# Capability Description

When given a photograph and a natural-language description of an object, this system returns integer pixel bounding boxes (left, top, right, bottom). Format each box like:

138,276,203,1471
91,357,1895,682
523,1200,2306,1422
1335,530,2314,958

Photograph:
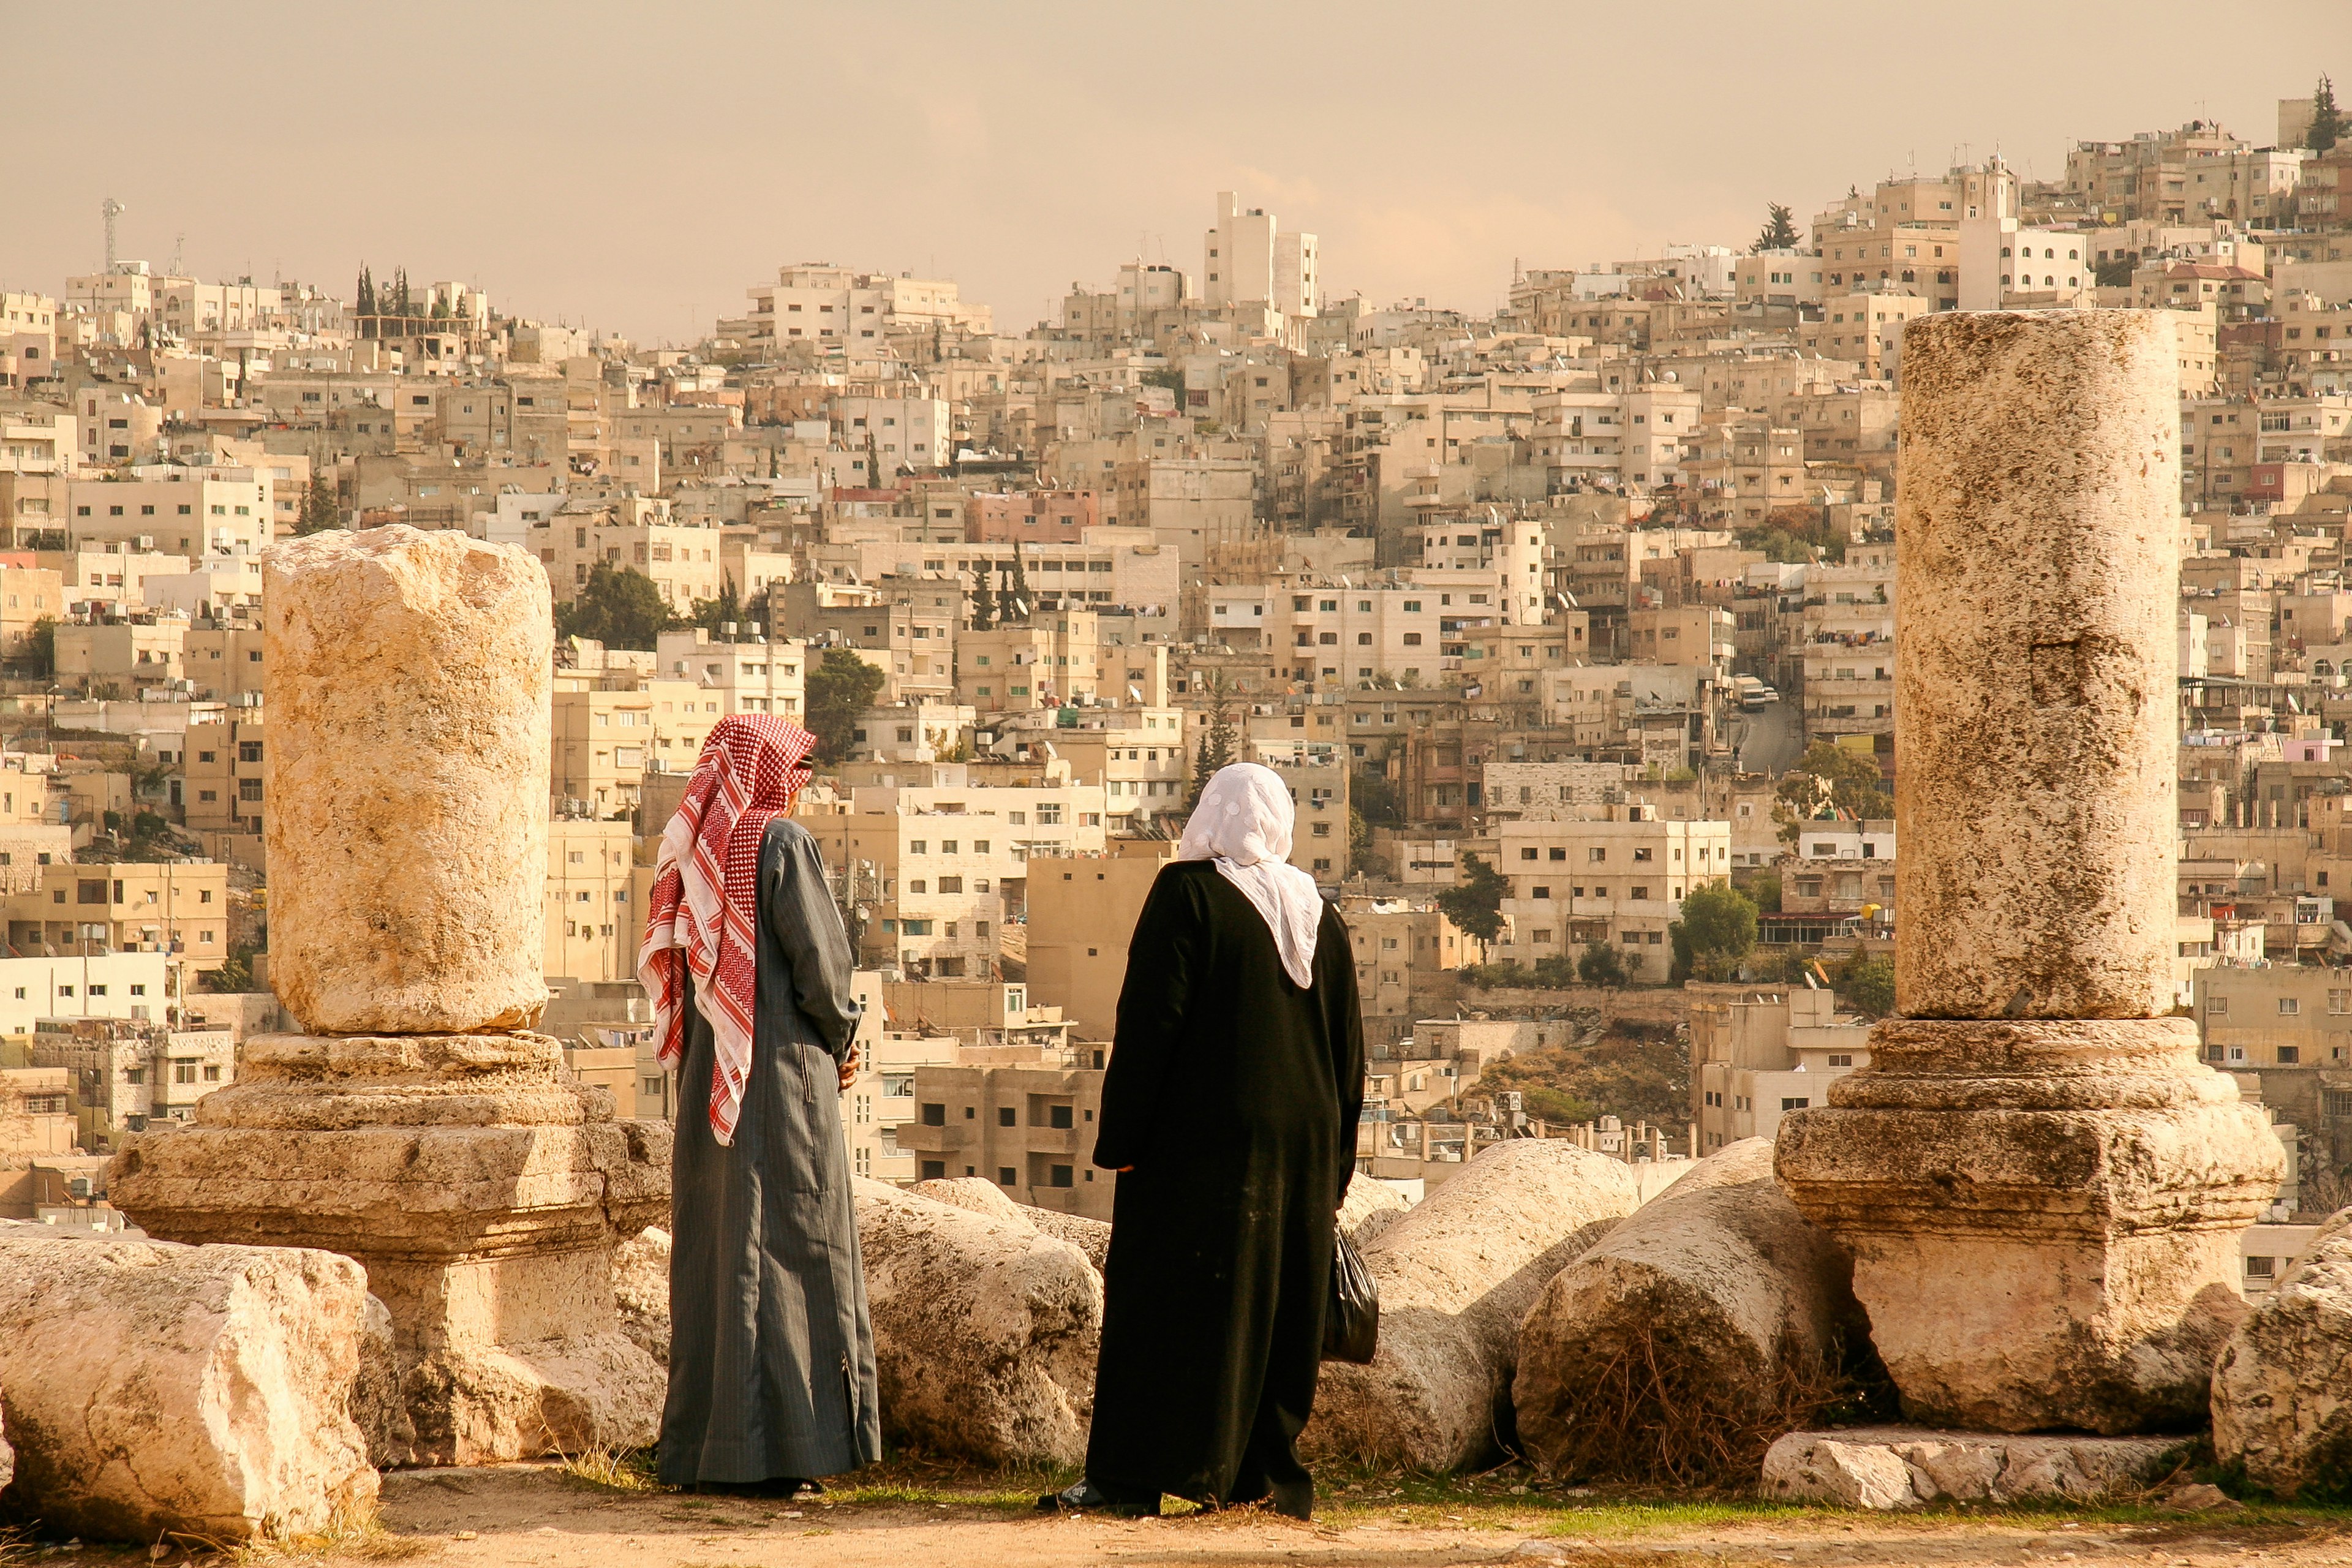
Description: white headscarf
1177,763,1324,989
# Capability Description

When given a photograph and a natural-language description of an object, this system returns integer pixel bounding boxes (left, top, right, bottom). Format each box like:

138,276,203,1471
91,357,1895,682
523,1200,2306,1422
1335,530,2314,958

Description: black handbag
1323,1221,1379,1365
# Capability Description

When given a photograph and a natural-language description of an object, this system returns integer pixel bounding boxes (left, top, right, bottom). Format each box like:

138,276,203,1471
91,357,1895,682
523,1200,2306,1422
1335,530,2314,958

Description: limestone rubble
1513,1138,1872,1480
0,1234,378,1543
2214,1205,2352,1498
1761,1428,2184,1509
1302,1140,1640,1471
909,1175,1112,1270
854,1177,1102,1468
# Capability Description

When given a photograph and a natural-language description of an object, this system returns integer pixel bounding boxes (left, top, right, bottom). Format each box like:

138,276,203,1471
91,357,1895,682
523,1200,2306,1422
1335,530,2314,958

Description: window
1827,1054,1853,1067
998,1167,1017,1186
1781,1097,1811,1111
2279,1047,2302,1065
919,1104,945,1126
2281,998,2302,1016
998,1106,1016,1126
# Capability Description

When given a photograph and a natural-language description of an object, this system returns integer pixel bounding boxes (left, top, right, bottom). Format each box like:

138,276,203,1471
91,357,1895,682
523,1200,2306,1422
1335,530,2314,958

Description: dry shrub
1528,1317,1886,1489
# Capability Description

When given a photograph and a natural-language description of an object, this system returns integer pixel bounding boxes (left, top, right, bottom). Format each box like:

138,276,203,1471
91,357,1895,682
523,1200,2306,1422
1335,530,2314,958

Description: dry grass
1527,1319,1883,1489
556,1446,661,1494
213,1504,429,1564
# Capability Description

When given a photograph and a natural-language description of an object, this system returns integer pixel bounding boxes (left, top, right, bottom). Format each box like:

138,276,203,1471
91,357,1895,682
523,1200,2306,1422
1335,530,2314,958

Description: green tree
1834,952,1895,1019
18,616,55,678
206,944,256,993
1003,552,1032,622
1434,852,1509,944
687,571,744,634
1352,766,1405,827
805,647,886,765
1577,939,1632,990
1754,202,1800,252
554,563,677,650
968,568,996,630
1670,879,1759,983
1773,740,1893,846
2310,74,2343,153
295,473,340,535
1748,873,1782,914
1188,671,1236,807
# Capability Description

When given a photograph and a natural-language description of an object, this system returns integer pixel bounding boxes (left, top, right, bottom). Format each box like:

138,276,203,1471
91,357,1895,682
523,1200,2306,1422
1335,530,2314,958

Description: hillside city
2,81,2351,1302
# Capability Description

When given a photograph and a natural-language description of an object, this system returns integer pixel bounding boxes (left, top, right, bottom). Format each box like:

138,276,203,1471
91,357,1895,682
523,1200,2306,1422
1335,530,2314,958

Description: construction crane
101,197,124,270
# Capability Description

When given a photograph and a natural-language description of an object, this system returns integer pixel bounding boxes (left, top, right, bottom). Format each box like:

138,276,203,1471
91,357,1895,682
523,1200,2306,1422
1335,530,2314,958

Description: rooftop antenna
167,233,185,277
101,197,124,270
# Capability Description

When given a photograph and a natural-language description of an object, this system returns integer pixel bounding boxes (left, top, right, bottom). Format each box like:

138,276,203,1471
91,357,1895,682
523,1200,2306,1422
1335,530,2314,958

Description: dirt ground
27,1460,2352,1568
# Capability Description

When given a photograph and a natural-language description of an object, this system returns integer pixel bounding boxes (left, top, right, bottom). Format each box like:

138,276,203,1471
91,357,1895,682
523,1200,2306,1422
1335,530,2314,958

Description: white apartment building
654,629,807,720
1492,803,1733,978
835,397,949,475
545,815,635,986
1204,191,1319,317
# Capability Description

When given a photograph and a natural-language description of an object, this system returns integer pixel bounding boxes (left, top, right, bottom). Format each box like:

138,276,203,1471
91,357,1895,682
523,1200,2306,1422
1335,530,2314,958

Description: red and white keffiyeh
638,715,817,1146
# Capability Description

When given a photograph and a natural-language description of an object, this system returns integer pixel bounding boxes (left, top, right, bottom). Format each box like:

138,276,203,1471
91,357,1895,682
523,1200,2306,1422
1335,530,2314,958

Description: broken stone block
2214,1206,2352,1498
0,1234,378,1542
1339,1175,1410,1245
855,1178,1101,1468
110,1031,672,1466
1302,1140,1642,1472
1513,1138,1874,1482
1760,1428,2185,1509
612,1226,672,1368
263,525,553,1035
909,1176,1110,1271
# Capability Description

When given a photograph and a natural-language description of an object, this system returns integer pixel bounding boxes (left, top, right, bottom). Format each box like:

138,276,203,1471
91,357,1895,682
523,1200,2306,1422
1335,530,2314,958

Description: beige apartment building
53,615,187,697
546,815,635,984
652,629,807,719
68,469,271,556
529,499,723,608
2,861,233,977
1689,986,1872,1154
958,615,1101,715
900,1054,1112,1219
549,677,710,815
802,778,1109,979
1492,804,1733,979
1340,897,1469,1054
182,715,265,864
1023,848,1174,1040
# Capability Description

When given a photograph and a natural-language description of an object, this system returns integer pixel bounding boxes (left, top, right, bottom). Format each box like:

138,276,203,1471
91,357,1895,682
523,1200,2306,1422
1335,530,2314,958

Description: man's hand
838,1046,860,1091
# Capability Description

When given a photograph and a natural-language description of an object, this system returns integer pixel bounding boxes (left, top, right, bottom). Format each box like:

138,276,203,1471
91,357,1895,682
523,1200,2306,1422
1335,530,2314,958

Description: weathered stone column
266,527,552,1033
111,526,671,1466
1776,311,2282,1434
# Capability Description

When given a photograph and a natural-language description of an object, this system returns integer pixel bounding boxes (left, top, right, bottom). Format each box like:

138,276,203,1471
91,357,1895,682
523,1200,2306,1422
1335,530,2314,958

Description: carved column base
1775,1018,2281,1434
110,1033,672,1466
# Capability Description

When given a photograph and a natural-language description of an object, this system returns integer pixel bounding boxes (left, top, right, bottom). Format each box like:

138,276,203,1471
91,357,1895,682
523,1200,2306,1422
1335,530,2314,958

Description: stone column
111,526,671,1467
1776,311,2282,1434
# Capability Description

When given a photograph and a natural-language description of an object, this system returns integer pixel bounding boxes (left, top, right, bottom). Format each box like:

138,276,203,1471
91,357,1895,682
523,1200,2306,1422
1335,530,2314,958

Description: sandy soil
28,1466,2352,1561
24,1463,2352,1568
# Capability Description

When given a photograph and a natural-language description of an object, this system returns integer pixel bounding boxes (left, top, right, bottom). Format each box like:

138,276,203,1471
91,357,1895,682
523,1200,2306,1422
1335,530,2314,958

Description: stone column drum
111,526,671,1466
1776,311,2282,1434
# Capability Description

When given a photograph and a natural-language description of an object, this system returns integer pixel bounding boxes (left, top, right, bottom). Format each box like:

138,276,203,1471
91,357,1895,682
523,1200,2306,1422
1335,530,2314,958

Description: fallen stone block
0,1233,378,1542
1302,1140,1642,1471
1760,1427,2184,1509
854,1177,1101,1468
1513,1138,1875,1483
2214,1205,2352,1498
612,1227,672,1368
1339,1176,1411,1245
909,1177,1110,1272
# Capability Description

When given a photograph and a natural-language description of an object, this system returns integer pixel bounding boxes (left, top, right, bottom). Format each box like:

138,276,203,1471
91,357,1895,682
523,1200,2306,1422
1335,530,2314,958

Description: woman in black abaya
1045,762,1366,1520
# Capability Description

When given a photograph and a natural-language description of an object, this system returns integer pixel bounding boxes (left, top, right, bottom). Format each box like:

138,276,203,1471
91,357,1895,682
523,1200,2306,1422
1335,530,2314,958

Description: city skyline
3,1,2331,344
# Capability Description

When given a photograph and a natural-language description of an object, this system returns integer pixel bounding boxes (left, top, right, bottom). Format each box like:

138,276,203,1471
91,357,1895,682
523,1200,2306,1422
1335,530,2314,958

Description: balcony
894,1121,973,1154
1020,1126,1082,1156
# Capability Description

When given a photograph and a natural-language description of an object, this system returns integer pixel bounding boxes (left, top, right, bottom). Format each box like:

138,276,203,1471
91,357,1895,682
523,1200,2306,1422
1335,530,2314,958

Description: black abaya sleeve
764,824,864,1061
1316,903,1368,1207
1091,866,1199,1173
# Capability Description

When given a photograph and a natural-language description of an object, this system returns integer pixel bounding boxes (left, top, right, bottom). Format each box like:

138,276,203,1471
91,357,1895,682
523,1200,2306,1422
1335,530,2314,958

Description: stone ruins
110,527,670,1467
16,341,2352,1537
1774,311,2284,1433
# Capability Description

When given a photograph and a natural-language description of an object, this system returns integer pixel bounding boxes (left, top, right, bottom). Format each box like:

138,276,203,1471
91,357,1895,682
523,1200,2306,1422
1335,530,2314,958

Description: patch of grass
559,1446,660,1494
823,1452,1078,1513
216,1505,431,1564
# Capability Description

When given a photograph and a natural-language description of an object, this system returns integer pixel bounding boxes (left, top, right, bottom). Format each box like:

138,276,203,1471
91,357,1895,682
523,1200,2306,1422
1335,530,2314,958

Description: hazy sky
4,2,2338,345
